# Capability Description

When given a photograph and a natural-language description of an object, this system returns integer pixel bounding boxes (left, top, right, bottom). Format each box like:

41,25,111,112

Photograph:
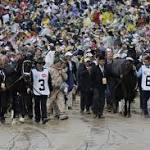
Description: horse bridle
22,60,32,76
0,60,32,92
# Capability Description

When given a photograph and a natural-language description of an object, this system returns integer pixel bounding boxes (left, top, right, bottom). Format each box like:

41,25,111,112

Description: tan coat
48,65,67,115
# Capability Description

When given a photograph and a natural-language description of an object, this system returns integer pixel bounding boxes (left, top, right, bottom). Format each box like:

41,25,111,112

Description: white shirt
99,65,104,76
45,51,55,68
2,14,10,24
32,68,50,95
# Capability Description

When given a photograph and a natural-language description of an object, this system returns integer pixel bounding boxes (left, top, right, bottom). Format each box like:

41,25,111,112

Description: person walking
91,54,107,118
48,55,68,120
137,55,150,118
78,56,94,114
31,57,53,124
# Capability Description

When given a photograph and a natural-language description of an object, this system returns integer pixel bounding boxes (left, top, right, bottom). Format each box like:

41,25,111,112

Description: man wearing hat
31,57,53,124
78,56,94,114
48,54,69,120
137,55,150,118
91,54,107,118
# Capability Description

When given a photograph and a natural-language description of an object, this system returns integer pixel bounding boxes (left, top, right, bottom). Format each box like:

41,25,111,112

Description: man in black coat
0,60,7,124
78,57,94,114
91,54,107,118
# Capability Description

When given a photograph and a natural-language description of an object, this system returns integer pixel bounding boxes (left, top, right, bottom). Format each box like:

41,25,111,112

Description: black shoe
42,118,49,124
28,115,33,120
68,106,72,110
54,114,60,119
86,110,91,114
98,114,105,119
35,119,40,123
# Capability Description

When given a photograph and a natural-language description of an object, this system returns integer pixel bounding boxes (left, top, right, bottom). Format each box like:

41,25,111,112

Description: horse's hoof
98,115,105,119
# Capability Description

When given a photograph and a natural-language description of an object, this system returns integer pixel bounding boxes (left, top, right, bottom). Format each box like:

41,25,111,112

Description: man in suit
78,57,94,114
91,54,107,118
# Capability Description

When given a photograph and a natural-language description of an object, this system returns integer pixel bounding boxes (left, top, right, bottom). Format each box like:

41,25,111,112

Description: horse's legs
124,99,127,116
11,91,20,118
127,100,131,117
113,100,118,113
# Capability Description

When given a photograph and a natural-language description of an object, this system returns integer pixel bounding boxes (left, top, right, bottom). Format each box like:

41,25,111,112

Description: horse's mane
111,59,126,76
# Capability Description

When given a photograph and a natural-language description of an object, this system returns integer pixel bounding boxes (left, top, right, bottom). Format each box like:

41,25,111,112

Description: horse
3,54,33,122
107,58,137,117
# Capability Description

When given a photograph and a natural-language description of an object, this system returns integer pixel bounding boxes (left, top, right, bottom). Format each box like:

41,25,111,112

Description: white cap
65,52,73,57
126,57,134,61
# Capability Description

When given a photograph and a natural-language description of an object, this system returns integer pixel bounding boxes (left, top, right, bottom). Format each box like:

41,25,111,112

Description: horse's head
22,60,33,82
124,57,135,74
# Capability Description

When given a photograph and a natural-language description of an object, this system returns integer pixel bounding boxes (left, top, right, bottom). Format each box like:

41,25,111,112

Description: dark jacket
78,63,93,92
66,61,77,92
91,65,107,90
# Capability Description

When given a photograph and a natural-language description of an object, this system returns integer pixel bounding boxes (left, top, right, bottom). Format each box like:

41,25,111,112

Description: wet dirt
0,101,150,150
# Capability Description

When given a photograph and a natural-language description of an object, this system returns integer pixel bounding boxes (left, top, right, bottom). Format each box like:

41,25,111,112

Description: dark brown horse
108,58,137,117
3,55,33,120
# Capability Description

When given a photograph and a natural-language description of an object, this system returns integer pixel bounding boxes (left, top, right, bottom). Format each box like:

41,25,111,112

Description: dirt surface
0,99,150,150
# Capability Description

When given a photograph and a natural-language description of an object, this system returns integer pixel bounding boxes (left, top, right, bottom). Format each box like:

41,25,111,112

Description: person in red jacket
92,7,101,26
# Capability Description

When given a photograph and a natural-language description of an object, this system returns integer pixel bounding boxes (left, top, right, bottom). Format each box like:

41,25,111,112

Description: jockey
137,55,150,118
